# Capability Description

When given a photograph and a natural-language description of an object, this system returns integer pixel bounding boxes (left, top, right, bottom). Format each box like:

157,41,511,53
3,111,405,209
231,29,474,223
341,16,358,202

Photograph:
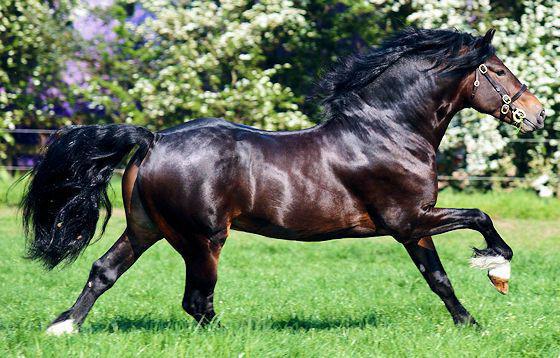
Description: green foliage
0,0,74,132
1,0,558,195
76,0,313,130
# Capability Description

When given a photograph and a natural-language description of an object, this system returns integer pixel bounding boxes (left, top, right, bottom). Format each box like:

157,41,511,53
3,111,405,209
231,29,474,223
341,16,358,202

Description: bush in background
1,0,558,195
0,0,75,157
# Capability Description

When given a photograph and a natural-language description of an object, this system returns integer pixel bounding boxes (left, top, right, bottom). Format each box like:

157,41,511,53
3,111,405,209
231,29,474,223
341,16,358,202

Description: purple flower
104,19,119,42
46,87,62,98
128,3,154,25
62,60,89,85
61,101,74,117
86,0,114,9
26,78,35,94
73,14,118,42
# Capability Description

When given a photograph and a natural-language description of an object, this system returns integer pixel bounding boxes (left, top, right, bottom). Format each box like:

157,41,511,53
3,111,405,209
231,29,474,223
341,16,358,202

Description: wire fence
1,128,558,181
3,129,57,134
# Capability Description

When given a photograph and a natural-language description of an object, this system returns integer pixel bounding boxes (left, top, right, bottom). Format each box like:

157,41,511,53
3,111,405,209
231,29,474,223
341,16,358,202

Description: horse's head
466,29,546,133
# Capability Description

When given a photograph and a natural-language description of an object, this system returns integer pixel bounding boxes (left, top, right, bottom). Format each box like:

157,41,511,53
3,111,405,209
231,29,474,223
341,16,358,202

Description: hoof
488,274,509,294
46,319,77,336
453,315,478,327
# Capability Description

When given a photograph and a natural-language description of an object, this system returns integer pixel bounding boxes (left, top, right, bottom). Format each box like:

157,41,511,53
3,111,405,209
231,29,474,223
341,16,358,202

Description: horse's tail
21,124,154,269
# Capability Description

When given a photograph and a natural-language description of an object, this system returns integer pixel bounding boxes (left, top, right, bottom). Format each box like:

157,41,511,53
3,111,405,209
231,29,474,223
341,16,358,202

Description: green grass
437,188,560,220
0,205,559,356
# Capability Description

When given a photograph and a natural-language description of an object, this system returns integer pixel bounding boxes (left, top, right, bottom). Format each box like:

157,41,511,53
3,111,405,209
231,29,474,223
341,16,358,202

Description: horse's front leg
404,237,476,325
384,207,512,293
166,231,226,326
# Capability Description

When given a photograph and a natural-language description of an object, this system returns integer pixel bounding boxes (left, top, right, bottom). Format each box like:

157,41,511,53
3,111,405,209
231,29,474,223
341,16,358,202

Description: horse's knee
183,289,212,312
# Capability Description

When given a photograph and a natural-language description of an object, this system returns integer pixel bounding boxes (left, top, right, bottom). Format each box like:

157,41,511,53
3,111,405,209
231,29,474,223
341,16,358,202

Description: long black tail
21,124,154,269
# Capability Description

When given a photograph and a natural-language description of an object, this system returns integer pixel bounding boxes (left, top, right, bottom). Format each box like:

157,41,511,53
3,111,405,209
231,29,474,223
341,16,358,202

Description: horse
21,28,546,335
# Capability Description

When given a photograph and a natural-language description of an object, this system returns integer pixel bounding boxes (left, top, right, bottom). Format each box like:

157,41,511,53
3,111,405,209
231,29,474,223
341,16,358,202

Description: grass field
0,179,559,356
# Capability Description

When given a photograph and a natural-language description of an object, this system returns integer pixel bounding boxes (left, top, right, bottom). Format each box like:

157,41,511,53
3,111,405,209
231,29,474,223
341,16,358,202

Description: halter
470,64,528,127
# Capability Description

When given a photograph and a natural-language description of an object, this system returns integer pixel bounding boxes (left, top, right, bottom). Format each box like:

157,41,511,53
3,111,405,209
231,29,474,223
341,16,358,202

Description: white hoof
46,319,77,336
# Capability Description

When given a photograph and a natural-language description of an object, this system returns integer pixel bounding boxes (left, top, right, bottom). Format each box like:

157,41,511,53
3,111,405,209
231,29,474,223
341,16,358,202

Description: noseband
471,64,527,126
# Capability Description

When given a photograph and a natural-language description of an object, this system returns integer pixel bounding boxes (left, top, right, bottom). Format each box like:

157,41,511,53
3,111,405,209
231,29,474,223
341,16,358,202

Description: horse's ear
482,28,496,44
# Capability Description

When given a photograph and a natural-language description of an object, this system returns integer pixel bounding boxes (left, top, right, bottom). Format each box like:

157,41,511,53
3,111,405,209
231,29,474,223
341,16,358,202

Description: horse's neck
351,77,464,149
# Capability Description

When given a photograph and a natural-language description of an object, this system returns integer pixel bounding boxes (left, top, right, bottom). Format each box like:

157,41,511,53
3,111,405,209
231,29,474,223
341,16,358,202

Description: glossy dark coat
23,28,545,332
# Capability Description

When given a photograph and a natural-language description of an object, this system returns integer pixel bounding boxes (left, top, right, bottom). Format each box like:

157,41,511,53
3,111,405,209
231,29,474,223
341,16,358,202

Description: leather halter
471,64,528,126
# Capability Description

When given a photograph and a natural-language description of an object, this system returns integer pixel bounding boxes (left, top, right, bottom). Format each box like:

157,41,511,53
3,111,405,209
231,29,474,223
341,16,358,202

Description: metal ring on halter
501,104,510,115
502,94,511,104
479,64,488,74
474,79,480,87
512,108,526,124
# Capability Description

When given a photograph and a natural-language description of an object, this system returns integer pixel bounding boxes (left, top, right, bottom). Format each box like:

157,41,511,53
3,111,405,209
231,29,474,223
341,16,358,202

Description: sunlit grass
0,206,558,356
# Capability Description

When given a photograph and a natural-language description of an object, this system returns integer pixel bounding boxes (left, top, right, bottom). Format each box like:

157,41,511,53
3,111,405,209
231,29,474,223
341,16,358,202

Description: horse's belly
231,210,377,241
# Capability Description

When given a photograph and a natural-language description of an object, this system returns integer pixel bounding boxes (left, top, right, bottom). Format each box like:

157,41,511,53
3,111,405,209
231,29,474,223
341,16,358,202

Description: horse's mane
315,27,496,113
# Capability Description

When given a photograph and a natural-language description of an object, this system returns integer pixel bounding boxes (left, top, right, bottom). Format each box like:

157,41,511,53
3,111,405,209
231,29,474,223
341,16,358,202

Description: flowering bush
0,0,74,157
1,0,558,195
399,0,560,196
72,0,313,130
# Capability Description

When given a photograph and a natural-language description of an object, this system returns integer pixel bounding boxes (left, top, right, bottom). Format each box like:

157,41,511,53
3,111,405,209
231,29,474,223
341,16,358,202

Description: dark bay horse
21,28,546,335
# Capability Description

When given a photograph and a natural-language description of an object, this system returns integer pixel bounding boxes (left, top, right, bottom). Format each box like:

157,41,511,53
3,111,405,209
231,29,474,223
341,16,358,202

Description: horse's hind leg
404,237,477,326
46,162,161,335
46,228,158,334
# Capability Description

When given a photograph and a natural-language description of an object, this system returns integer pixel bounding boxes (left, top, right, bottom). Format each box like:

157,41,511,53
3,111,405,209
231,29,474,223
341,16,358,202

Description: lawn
0,180,559,357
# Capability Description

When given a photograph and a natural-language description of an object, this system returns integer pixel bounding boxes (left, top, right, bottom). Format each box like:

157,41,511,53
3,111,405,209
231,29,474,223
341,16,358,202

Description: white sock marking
46,319,76,336
469,254,511,280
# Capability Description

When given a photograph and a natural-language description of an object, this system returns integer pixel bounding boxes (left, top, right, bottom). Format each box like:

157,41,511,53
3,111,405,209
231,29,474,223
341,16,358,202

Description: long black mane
315,28,496,114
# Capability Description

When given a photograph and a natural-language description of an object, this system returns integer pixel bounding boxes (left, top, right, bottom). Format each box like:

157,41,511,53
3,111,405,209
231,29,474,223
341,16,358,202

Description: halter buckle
502,94,511,104
501,104,510,115
479,64,488,74
512,108,526,124
474,79,480,87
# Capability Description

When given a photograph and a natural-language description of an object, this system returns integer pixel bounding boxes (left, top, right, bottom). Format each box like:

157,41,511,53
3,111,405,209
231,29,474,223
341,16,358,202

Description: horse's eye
496,69,506,76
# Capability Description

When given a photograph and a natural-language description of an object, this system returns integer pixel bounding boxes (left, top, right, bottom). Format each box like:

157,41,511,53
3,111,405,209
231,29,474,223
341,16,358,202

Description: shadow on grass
86,316,197,333
269,312,380,331
85,312,381,333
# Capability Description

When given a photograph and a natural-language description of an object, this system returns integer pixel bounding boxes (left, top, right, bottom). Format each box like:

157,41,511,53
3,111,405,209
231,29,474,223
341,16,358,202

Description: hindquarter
136,128,243,240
